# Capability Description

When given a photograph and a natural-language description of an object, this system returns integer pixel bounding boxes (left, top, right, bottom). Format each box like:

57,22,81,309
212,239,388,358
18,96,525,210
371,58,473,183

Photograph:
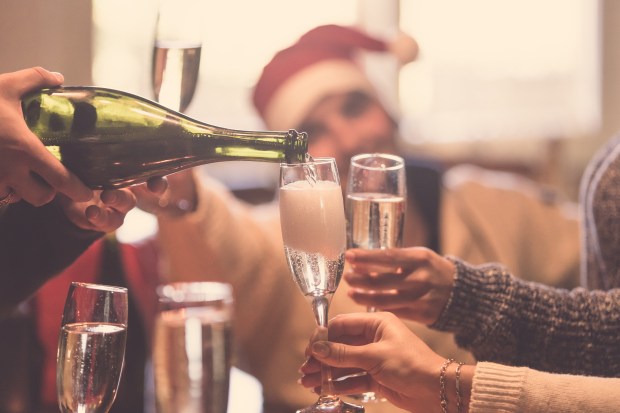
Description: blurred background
1,0,617,203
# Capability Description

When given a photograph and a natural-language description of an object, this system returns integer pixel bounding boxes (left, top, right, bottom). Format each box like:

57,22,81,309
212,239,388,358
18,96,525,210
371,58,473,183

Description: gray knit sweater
433,134,620,377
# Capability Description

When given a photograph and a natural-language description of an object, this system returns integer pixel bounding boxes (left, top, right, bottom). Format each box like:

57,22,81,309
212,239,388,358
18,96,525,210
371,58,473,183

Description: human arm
299,311,474,413
344,247,620,376
468,362,618,413
0,67,93,206
0,181,166,317
300,312,620,413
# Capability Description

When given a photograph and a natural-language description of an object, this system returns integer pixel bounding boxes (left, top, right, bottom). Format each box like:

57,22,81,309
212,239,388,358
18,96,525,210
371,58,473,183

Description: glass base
296,396,364,413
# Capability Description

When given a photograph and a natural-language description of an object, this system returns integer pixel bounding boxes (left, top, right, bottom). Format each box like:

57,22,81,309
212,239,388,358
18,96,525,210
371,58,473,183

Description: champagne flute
151,0,204,112
152,281,234,413
345,153,406,403
279,157,364,413
56,282,128,413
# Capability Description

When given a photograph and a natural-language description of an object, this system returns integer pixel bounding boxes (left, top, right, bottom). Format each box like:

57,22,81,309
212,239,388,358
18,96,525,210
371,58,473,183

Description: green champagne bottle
22,86,308,189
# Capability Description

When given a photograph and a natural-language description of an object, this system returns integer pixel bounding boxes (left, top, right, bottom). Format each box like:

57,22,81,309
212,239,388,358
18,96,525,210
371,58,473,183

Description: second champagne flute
280,157,364,413
345,153,406,403
346,153,406,251
152,0,204,113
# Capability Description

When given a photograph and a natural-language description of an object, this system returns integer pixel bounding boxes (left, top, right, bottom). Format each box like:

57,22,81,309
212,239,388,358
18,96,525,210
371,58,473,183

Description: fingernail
86,206,101,221
51,71,64,82
102,191,117,204
345,250,355,261
312,342,330,357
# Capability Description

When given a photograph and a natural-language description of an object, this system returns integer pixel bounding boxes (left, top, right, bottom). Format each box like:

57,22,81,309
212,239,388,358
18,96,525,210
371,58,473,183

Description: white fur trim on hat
263,60,377,131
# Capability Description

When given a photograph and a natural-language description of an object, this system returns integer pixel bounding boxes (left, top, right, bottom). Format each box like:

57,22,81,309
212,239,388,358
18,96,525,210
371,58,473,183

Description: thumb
6,67,64,97
311,341,370,370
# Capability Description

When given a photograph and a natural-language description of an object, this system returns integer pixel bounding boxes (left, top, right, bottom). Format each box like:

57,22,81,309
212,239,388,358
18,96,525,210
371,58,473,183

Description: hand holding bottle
344,247,455,325
132,169,197,218
299,312,474,413
0,67,93,207
58,179,166,233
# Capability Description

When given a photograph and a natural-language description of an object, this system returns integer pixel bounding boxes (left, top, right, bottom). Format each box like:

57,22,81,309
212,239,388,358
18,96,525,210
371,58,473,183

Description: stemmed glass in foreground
56,282,128,413
345,153,406,403
279,157,364,413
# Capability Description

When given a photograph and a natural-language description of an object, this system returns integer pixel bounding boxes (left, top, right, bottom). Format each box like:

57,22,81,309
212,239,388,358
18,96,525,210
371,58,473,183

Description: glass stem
311,295,337,400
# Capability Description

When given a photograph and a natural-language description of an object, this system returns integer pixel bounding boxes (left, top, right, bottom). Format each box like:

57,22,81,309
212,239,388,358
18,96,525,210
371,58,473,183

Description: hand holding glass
56,282,128,413
280,157,364,413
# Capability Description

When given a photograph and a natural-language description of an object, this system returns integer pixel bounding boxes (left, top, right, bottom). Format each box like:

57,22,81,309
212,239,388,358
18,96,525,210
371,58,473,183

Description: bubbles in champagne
57,322,127,413
283,246,344,297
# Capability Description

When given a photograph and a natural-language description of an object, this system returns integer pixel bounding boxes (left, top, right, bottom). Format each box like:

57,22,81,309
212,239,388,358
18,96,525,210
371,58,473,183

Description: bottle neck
180,117,308,164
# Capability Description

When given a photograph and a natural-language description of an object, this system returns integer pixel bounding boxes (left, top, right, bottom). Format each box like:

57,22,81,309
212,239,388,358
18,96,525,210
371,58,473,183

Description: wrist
439,359,475,413
156,183,198,218
157,196,197,218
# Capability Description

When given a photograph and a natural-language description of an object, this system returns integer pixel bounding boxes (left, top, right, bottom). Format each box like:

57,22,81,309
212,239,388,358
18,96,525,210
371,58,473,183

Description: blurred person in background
137,25,581,413
0,67,166,413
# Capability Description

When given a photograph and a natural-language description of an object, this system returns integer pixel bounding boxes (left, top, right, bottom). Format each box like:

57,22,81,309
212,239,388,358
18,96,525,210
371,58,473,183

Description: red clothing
34,236,160,411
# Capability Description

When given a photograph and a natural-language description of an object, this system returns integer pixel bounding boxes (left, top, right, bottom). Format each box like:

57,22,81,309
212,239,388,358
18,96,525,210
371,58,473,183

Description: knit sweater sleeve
470,362,620,413
432,258,620,376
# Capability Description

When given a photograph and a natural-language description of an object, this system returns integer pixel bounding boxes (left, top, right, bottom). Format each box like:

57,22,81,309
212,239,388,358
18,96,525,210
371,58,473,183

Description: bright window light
399,0,601,143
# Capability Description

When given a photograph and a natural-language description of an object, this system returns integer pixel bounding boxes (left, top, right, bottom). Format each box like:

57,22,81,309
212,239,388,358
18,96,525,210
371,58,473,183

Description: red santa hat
252,24,419,130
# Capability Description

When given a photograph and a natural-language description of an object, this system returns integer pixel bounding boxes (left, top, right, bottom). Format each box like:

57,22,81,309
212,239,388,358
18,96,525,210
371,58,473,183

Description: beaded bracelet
439,358,455,413
455,362,465,413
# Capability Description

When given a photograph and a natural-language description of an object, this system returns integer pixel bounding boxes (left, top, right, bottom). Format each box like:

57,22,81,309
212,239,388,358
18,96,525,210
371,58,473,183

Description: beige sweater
471,362,620,412
156,166,580,413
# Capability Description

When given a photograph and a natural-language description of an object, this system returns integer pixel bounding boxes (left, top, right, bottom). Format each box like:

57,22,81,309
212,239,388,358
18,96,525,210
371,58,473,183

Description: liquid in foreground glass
153,282,233,413
56,282,128,413
280,157,364,413
345,153,406,403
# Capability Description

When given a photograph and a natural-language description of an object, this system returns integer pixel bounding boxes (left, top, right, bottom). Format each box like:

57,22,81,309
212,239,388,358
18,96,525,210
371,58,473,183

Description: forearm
469,362,619,413
0,201,101,316
432,258,620,376
157,176,282,283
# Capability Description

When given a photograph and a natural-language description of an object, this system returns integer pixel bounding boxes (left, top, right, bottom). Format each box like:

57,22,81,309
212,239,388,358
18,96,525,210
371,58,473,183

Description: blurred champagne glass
56,282,128,413
152,0,204,112
153,282,234,413
345,153,406,403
